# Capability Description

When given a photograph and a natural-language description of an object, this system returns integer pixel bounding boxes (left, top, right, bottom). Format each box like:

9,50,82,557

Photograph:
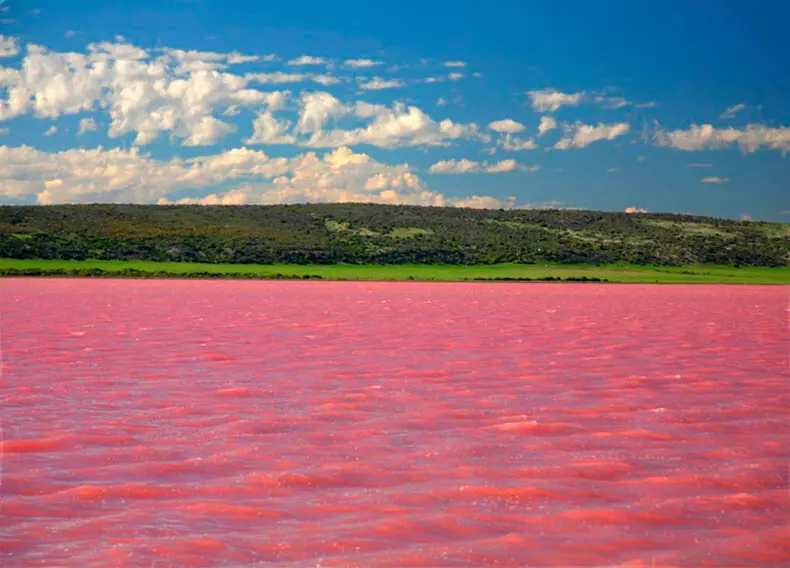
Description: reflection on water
1,279,787,567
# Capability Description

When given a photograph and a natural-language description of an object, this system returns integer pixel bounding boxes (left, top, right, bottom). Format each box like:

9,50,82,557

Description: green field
1,258,788,284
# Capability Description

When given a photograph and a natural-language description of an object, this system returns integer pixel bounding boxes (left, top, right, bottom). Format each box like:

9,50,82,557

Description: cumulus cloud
294,92,349,134
447,72,464,81
537,116,557,137
158,189,249,206
344,59,381,68
295,96,488,148
0,34,20,58
625,206,648,214
452,195,518,209
527,88,584,112
287,55,326,66
78,117,97,134
0,40,289,146
497,134,537,151
43,125,57,136
358,77,405,90
701,176,729,184
720,103,745,120
156,48,259,73
654,124,790,155
245,111,296,145
554,122,630,150
429,159,538,174
444,61,466,68
0,141,537,208
488,119,525,133
245,72,340,86
0,144,427,205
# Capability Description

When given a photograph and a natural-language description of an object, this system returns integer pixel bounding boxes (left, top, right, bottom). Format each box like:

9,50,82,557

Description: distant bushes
1,203,787,267
0,267,324,280
0,267,611,282
471,276,609,282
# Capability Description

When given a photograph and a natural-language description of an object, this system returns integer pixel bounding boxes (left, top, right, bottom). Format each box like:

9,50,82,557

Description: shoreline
1,259,788,285
1,275,787,285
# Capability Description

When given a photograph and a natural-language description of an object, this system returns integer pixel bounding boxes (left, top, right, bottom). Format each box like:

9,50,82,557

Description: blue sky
0,0,788,220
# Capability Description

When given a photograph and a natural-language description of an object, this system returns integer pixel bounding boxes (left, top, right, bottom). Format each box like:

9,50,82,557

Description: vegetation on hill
1,204,788,267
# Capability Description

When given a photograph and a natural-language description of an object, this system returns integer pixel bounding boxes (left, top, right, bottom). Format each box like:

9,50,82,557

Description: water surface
1,279,787,567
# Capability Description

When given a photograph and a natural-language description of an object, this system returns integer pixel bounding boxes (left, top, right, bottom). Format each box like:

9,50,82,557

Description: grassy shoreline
1,258,788,284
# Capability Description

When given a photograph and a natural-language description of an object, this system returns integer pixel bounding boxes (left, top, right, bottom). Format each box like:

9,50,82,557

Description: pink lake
1,279,788,567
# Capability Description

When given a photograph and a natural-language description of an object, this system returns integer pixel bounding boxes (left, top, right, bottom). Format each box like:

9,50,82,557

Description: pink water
1,279,788,567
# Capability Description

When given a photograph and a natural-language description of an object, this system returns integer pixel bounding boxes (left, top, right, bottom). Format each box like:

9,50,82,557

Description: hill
1,204,788,267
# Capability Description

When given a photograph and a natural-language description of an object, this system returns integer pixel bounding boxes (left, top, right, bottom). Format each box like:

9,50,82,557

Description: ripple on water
1,280,787,567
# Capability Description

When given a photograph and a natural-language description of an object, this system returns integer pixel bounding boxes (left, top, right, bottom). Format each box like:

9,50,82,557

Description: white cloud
637,155,646,162
452,195,517,209
158,189,249,206
246,72,308,84
294,92,349,134
43,125,58,136
0,143,511,208
437,97,447,106
0,41,285,147
0,35,20,58
687,163,712,168
444,61,466,68
344,59,381,68
527,88,584,112
593,95,657,110
447,72,464,81
78,117,97,134
258,90,290,111
297,98,488,149
245,111,296,145
311,74,341,86
554,122,630,150
654,124,790,155
0,144,445,205
537,116,557,137
429,158,538,174
64,30,79,39
246,71,340,86
701,176,729,184
488,119,525,133
595,96,630,110
156,48,259,73
720,103,745,120
498,134,537,151
625,206,648,214
288,55,326,66
359,77,405,90
607,168,620,173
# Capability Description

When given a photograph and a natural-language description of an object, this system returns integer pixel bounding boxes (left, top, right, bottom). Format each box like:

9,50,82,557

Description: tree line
1,204,787,267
